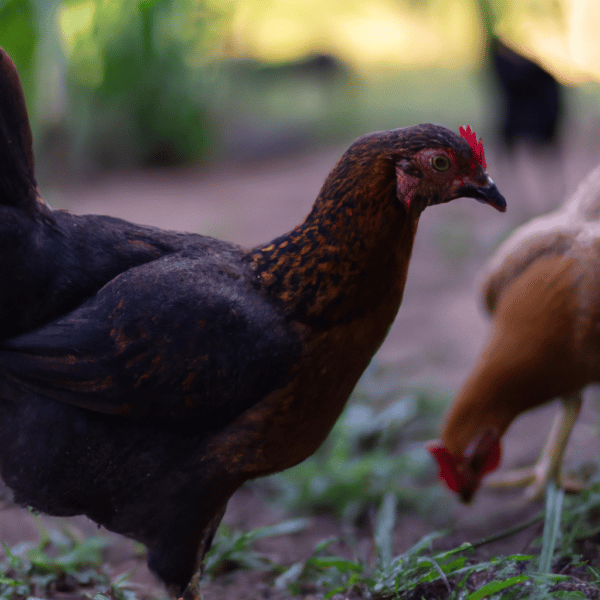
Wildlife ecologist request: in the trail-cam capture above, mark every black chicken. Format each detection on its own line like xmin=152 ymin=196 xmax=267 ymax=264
xmin=0 ymin=47 xmax=506 ymax=598
xmin=491 ymin=38 xmax=562 ymax=147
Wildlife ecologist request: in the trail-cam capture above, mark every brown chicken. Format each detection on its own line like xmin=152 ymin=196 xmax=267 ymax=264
xmin=0 ymin=48 xmax=506 ymax=597
xmin=429 ymin=165 xmax=600 ymax=502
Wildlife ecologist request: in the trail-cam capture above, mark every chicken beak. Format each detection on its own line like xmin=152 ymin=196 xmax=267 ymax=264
xmin=458 ymin=477 xmax=479 ymax=504
xmin=455 ymin=177 xmax=507 ymax=213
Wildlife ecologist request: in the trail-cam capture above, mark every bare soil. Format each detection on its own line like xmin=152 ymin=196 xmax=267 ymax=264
xmin=3 ymin=124 xmax=600 ymax=598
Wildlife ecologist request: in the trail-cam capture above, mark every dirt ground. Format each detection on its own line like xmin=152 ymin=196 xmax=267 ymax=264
xmin=3 ymin=120 xmax=600 ymax=599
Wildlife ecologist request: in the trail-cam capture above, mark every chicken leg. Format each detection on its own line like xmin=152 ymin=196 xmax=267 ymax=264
xmin=484 ymin=391 xmax=584 ymax=500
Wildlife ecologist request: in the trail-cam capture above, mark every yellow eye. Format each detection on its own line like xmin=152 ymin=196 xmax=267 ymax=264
xmin=431 ymin=154 xmax=451 ymax=172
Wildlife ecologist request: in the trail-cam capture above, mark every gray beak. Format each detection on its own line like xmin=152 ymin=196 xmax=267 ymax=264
xmin=455 ymin=178 xmax=507 ymax=213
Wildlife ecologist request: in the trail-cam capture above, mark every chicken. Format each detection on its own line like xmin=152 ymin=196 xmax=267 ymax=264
xmin=491 ymin=37 xmax=562 ymax=148
xmin=0 ymin=47 xmax=507 ymax=597
xmin=429 ymin=164 xmax=600 ymax=502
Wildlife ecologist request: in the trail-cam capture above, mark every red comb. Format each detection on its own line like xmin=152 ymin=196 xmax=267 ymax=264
xmin=459 ymin=125 xmax=487 ymax=170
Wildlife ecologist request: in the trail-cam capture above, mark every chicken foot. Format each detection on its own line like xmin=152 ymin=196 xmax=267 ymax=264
xmin=483 ymin=391 xmax=584 ymax=500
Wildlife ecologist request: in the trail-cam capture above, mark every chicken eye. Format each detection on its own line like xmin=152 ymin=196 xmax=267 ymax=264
xmin=431 ymin=154 xmax=451 ymax=172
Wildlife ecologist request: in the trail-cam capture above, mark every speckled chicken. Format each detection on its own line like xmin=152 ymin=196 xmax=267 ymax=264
xmin=0 ymin=48 xmax=506 ymax=598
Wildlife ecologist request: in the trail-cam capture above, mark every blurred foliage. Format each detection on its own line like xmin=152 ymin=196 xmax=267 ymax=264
xmin=0 ymin=0 xmax=595 ymax=174
xmin=0 ymin=524 xmax=127 ymax=600
xmin=0 ymin=0 xmax=232 ymax=172
xmin=0 ymin=1 xmax=37 ymax=109
xmin=229 ymin=0 xmax=479 ymax=67
xmin=58 ymin=0 xmax=231 ymax=169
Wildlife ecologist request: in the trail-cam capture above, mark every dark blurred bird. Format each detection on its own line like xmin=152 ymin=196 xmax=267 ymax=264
xmin=0 ymin=47 xmax=506 ymax=597
xmin=491 ymin=38 xmax=562 ymax=148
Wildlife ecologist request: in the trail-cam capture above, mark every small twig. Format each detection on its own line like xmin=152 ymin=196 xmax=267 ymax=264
xmin=470 ymin=511 xmax=544 ymax=549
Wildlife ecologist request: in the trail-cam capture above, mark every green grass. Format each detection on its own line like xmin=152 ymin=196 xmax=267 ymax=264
xmin=0 ymin=522 xmax=142 ymax=600
xmin=201 ymin=365 xmax=600 ymax=598
xmin=203 ymin=518 xmax=310 ymax=579
xmin=202 ymin=484 xmax=600 ymax=599
xmin=4 ymin=502 xmax=599 ymax=600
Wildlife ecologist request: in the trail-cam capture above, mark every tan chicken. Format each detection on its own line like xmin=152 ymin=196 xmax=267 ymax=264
xmin=430 ymin=164 xmax=600 ymax=502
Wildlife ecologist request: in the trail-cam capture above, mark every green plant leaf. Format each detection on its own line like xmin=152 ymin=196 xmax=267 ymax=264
xmin=308 ymin=556 xmax=362 ymax=573
xmin=539 ymin=479 xmax=565 ymax=573
xmin=240 ymin=518 xmax=310 ymax=545
xmin=467 ymin=575 xmax=530 ymax=600
xmin=374 ymin=493 xmax=396 ymax=570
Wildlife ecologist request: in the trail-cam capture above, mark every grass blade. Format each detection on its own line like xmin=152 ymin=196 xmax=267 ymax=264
xmin=538 ymin=479 xmax=564 ymax=574
xmin=467 ymin=575 xmax=529 ymax=600
xmin=374 ymin=493 xmax=396 ymax=570
xmin=241 ymin=518 xmax=310 ymax=545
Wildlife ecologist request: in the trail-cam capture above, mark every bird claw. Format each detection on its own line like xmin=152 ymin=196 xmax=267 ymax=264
xmin=484 ymin=393 xmax=585 ymax=502
xmin=484 ymin=465 xmax=539 ymax=488
xmin=484 ymin=465 xmax=587 ymax=501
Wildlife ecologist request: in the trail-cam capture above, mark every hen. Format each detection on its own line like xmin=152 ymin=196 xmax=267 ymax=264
xmin=0 ymin=47 xmax=506 ymax=597
xmin=429 ymin=164 xmax=600 ymax=502
xmin=491 ymin=37 xmax=562 ymax=148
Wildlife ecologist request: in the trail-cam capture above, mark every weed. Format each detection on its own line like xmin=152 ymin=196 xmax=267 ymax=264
xmin=0 ymin=522 xmax=147 ymax=600
xmin=202 ymin=518 xmax=309 ymax=579
xmin=203 ymin=473 xmax=600 ymax=598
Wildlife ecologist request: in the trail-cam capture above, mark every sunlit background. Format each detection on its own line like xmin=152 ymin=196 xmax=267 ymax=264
xmin=2 ymin=0 xmax=600 ymax=176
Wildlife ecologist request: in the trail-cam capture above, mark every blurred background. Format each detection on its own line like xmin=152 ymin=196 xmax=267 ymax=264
xmin=3 ymin=0 xmax=600 ymax=175
xmin=2 ymin=1 xmax=600 ymax=598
